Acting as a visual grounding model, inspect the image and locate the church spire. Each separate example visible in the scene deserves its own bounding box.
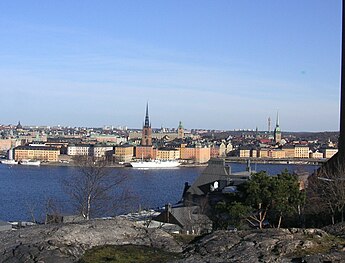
[144,102,150,127]
[274,110,281,144]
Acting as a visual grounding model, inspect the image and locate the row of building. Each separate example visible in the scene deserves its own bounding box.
[11,142,227,163]
[238,145,338,159]
[3,105,339,163]
[11,142,338,163]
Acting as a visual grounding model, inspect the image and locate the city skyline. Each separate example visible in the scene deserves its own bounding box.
[0,1,341,131]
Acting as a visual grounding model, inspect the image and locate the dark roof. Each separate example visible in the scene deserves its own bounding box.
[14,146,59,151]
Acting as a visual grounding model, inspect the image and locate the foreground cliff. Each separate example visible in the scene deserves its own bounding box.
[0,218,181,263]
[1,218,345,262]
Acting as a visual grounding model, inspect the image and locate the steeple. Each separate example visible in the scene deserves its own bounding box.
[141,102,152,146]
[144,102,150,128]
[177,121,184,139]
[274,111,281,144]
[16,121,22,130]
[178,121,183,129]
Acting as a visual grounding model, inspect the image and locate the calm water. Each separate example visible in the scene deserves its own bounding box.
[0,163,318,222]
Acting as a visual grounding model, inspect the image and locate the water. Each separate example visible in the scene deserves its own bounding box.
[0,163,318,222]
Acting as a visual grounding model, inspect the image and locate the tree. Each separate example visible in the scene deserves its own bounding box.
[214,171,305,229]
[63,156,127,220]
[307,160,345,225]
[215,201,252,229]
[243,171,274,229]
[244,170,306,229]
[272,170,305,228]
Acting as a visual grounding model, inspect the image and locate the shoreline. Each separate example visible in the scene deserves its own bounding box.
[39,162,208,168]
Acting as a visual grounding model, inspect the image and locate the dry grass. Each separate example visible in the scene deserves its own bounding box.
[78,244,182,263]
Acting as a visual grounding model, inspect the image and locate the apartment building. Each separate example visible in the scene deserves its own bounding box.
[180,144,210,163]
[294,145,310,158]
[67,144,92,156]
[156,148,180,160]
[114,145,134,163]
[14,146,60,162]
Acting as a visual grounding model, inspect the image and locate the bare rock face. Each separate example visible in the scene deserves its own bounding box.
[323,222,345,238]
[0,218,182,262]
[1,220,345,263]
[174,228,345,263]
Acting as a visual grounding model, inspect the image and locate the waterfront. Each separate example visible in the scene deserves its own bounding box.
[0,163,319,222]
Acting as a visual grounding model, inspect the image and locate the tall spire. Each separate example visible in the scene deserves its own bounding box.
[144,102,150,127]
[274,110,281,144]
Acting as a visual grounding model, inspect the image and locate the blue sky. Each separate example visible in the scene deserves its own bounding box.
[0,0,341,131]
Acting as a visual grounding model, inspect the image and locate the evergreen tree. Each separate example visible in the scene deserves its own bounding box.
[272,170,306,228]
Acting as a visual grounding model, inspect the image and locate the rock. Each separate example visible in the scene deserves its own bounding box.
[323,222,345,238]
[0,218,181,262]
[1,221,345,263]
[173,228,345,263]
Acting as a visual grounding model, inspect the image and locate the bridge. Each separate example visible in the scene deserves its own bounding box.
[224,157,326,166]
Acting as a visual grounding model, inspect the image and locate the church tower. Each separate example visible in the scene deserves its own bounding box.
[177,121,184,139]
[274,111,282,144]
[141,103,152,146]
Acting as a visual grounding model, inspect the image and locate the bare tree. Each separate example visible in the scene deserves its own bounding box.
[308,159,345,224]
[63,156,127,220]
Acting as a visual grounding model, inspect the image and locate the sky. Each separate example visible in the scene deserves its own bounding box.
[0,0,342,131]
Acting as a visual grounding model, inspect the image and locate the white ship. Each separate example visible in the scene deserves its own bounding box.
[20,160,41,166]
[130,160,181,168]
[0,159,18,165]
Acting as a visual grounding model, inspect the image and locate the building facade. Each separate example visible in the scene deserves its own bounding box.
[114,145,134,163]
[67,144,92,156]
[14,146,60,162]
[294,145,310,158]
[156,148,180,160]
[135,145,156,160]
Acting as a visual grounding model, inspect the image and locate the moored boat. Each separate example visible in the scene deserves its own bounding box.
[0,159,18,165]
[130,160,180,168]
[20,160,41,166]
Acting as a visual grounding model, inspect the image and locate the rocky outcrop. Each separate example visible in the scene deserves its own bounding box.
[323,222,345,238]
[0,218,181,263]
[175,228,345,263]
[1,219,345,263]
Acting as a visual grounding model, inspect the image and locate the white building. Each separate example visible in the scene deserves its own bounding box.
[67,144,92,156]
[93,145,114,158]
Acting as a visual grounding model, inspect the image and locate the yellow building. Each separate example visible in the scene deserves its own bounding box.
[294,146,310,158]
[310,151,323,159]
[258,148,270,158]
[14,146,60,162]
[179,144,210,163]
[239,149,251,158]
[269,149,286,158]
[156,148,180,160]
[283,146,295,158]
[114,145,134,163]
[323,148,338,159]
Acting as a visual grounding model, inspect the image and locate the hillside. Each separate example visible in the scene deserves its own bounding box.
[1,218,345,262]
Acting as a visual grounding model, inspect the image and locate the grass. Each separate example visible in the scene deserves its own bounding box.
[293,234,345,257]
[171,233,199,245]
[78,245,182,263]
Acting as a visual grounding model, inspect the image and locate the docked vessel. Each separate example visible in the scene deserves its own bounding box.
[20,160,41,166]
[0,159,18,165]
[130,160,181,168]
